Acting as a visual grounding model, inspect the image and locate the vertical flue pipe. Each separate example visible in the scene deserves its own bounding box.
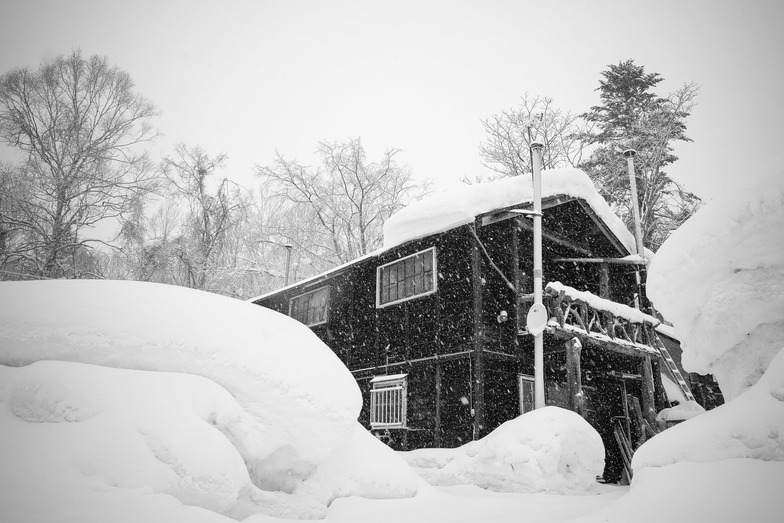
[530,141,546,409]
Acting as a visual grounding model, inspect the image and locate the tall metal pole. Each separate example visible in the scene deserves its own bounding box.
[624,150,645,310]
[284,243,293,286]
[530,141,546,409]
[623,149,645,258]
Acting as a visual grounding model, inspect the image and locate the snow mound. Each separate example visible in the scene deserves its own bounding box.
[0,361,256,516]
[297,423,426,506]
[647,169,784,399]
[382,168,643,256]
[633,347,784,470]
[0,280,361,493]
[0,280,424,520]
[402,407,604,493]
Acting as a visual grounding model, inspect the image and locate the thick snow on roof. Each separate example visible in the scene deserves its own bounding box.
[383,168,641,256]
[647,168,784,400]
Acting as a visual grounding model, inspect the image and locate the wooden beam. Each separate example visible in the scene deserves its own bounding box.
[565,338,584,415]
[640,354,657,429]
[516,218,594,256]
[512,217,523,342]
[478,195,577,227]
[548,327,654,359]
[599,262,610,300]
[435,362,442,447]
[471,221,485,440]
[553,257,646,266]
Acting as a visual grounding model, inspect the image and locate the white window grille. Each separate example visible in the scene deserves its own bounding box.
[518,374,535,414]
[376,247,437,308]
[370,374,407,428]
[289,286,330,327]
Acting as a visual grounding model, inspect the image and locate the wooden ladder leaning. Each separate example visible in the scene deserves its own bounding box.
[653,333,696,402]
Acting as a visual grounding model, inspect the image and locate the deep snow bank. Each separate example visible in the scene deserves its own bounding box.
[402,407,604,493]
[647,170,784,399]
[633,348,784,470]
[0,280,360,491]
[613,168,784,522]
[0,281,427,520]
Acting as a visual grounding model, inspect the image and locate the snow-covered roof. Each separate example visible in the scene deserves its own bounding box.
[383,168,645,257]
[250,169,644,304]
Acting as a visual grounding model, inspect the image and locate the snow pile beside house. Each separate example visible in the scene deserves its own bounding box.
[634,349,784,469]
[402,407,605,493]
[581,168,784,523]
[647,169,784,400]
[383,168,644,257]
[0,280,422,520]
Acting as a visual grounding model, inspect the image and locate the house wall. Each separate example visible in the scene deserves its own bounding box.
[254,199,663,451]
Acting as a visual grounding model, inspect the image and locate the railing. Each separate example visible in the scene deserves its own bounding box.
[540,283,659,349]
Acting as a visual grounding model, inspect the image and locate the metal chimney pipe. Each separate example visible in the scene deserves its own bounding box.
[530,141,546,410]
[623,149,645,258]
[284,243,293,286]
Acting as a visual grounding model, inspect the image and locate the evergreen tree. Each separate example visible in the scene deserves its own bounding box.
[581,60,700,251]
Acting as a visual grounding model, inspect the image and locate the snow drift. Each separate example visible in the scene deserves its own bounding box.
[0,280,360,491]
[647,169,784,399]
[0,280,423,520]
[403,407,605,494]
[596,167,784,523]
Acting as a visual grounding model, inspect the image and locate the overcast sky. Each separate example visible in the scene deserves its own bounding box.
[2,0,783,200]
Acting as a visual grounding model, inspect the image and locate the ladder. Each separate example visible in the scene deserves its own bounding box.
[653,333,696,402]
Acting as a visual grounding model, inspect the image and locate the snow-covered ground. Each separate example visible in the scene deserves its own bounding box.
[2,167,784,522]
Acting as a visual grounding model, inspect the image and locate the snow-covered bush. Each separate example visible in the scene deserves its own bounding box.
[403,406,605,493]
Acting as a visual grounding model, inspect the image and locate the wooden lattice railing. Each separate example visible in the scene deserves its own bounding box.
[517,283,660,351]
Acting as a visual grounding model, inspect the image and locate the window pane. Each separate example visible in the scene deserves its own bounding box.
[377,249,436,306]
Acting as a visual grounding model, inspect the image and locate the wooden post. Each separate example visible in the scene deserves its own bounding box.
[640,354,657,429]
[650,358,668,411]
[599,262,610,299]
[471,221,485,439]
[565,338,584,415]
[512,217,522,343]
[435,362,442,447]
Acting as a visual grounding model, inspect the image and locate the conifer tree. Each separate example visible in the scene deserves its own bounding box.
[581,60,700,251]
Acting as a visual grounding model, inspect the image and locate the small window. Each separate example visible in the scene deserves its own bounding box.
[376,247,436,307]
[370,374,407,428]
[289,286,330,327]
[518,374,535,414]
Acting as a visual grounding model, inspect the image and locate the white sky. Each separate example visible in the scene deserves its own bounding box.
[1,0,783,200]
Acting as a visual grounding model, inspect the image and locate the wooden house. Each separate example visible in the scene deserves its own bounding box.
[251,169,721,482]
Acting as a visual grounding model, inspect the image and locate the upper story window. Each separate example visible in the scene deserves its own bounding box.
[376,247,437,308]
[289,286,330,327]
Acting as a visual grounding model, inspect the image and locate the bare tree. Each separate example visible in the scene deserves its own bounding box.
[159,144,247,290]
[478,94,593,181]
[257,138,429,273]
[0,50,158,278]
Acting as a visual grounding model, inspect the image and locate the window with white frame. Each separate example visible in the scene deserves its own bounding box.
[289,286,330,327]
[518,374,535,414]
[370,374,407,428]
[376,247,436,307]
